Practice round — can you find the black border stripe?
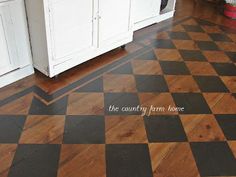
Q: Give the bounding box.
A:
[1,16,235,106]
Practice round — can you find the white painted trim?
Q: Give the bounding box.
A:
[33,64,49,76]
[133,0,176,31]
[0,65,34,88]
[50,35,133,77]
[134,15,159,31]
[133,11,175,31]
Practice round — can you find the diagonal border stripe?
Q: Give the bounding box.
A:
[0,16,235,106]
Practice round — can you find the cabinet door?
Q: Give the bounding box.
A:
[0,3,18,76]
[98,0,132,47]
[133,0,160,23]
[49,0,96,60]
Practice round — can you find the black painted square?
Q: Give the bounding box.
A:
[160,61,190,75]
[106,144,153,177]
[110,62,133,74]
[144,115,187,142]
[135,75,169,92]
[29,96,68,115]
[63,115,105,144]
[190,142,236,176]
[226,52,236,62]
[233,93,236,99]
[209,33,232,42]
[134,50,157,60]
[152,39,176,49]
[172,93,211,114]
[212,63,236,76]
[179,50,206,61]
[104,93,140,115]
[183,25,204,32]
[196,19,215,26]
[0,115,25,143]
[168,32,191,40]
[8,144,60,177]
[194,76,229,92]
[220,25,236,34]
[215,114,236,140]
[76,77,103,92]
[197,41,219,50]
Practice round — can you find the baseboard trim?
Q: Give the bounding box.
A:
[134,11,175,31]
[0,65,34,88]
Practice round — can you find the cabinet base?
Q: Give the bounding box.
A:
[46,34,133,77]
[134,16,160,31]
[0,65,34,88]
[134,11,175,31]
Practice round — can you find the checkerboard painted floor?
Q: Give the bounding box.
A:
[0,18,236,177]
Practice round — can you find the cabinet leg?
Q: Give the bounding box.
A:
[54,75,59,79]
[121,45,126,49]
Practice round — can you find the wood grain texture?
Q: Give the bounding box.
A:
[67,93,104,115]
[103,74,137,92]
[181,19,198,25]
[149,143,200,177]
[0,76,35,100]
[227,34,236,42]
[186,61,218,76]
[173,40,199,50]
[204,93,236,114]
[188,32,212,41]
[165,75,200,93]
[0,144,17,177]
[220,76,236,93]
[138,93,178,115]
[156,32,170,39]
[216,42,236,52]
[19,115,65,144]
[58,144,106,177]
[0,0,235,97]
[201,26,222,33]
[131,60,163,75]
[180,114,226,142]
[170,25,185,32]
[203,51,231,63]
[0,94,33,115]
[154,49,182,61]
[105,116,147,144]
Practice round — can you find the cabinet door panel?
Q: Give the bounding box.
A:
[0,5,18,76]
[98,0,131,46]
[134,0,160,23]
[50,0,95,60]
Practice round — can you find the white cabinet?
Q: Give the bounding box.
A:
[25,0,176,78]
[0,2,18,76]
[98,0,132,47]
[134,0,161,25]
[0,0,33,88]
[133,0,176,31]
[26,0,133,77]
